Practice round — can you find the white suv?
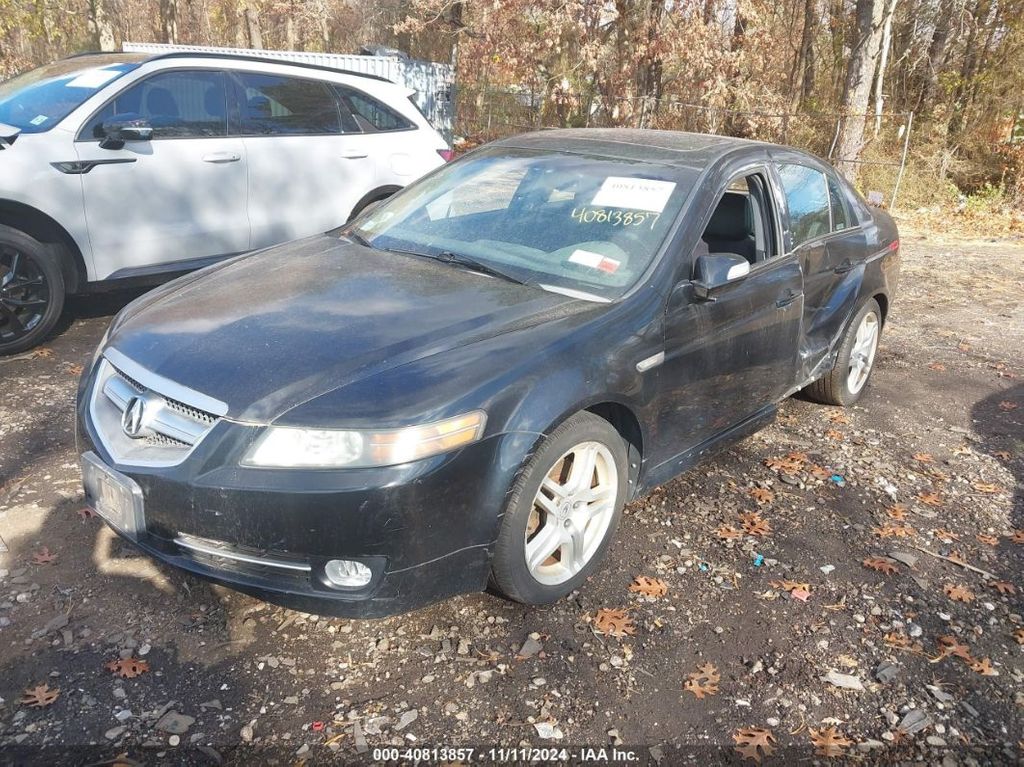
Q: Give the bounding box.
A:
[0,51,449,354]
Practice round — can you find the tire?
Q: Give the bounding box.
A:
[804,298,882,407]
[0,224,66,356]
[491,412,629,605]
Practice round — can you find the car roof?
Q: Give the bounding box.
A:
[493,128,774,170]
[65,50,390,83]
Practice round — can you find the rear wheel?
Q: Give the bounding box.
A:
[804,298,881,406]
[0,225,65,356]
[491,412,628,605]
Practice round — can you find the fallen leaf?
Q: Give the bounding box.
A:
[932,528,960,541]
[918,492,944,507]
[886,503,910,520]
[912,453,933,463]
[828,411,850,424]
[739,512,772,537]
[790,587,811,602]
[808,464,831,480]
[998,401,1019,411]
[628,575,668,598]
[785,451,809,463]
[593,608,636,638]
[809,726,853,758]
[20,684,59,707]
[884,632,922,651]
[863,557,899,575]
[105,658,150,679]
[1009,531,1024,544]
[976,533,999,546]
[65,363,84,376]
[872,525,916,538]
[31,547,58,565]
[991,580,1016,595]
[937,635,973,661]
[993,450,1011,460]
[749,487,774,505]
[1014,629,1024,645]
[683,662,720,699]
[944,584,975,603]
[77,507,96,520]
[34,347,54,358]
[732,727,776,763]
[973,483,1001,494]
[946,551,968,566]
[824,429,844,441]
[927,362,946,371]
[764,457,803,475]
[716,525,744,540]
[969,657,998,676]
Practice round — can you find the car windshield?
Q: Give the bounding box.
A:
[351,148,694,301]
[0,55,144,134]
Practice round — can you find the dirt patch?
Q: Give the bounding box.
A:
[1,230,1022,764]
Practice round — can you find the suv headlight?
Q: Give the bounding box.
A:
[242,411,487,468]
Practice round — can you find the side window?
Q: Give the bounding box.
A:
[335,85,414,132]
[235,73,341,136]
[83,70,228,140]
[776,163,831,247]
[827,174,852,231]
[700,172,777,264]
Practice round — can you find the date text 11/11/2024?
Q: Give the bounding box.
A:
[371,746,642,762]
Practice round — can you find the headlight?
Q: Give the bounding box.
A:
[242,411,487,468]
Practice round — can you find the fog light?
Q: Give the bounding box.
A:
[324,559,372,588]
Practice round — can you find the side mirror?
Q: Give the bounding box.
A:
[99,116,153,150]
[691,253,750,302]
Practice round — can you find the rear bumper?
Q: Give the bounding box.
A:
[78,401,525,617]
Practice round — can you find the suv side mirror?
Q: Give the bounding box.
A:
[692,253,750,302]
[99,117,153,150]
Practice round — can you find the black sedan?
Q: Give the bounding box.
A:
[77,129,899,617]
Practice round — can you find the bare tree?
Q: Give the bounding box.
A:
[872,0,899,134]
[88,0,116,51]
[835,0,886,177]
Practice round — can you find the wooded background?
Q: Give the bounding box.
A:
[1,0,1021,209]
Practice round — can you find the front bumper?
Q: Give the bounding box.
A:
[77,385,527,618]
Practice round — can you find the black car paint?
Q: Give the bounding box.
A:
[78,129,900,616]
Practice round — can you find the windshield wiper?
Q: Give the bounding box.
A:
[388,247,529,286]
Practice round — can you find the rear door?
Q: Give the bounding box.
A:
[233,70,378,249]
[774,162,864,377]
[75,69,249,279]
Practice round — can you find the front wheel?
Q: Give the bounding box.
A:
[0,225,65,356]
[804,298,882,406]
[491,412,628,605]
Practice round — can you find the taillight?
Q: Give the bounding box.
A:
[888,239,899,252]
[437,149,454,162]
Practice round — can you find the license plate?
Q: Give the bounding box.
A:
[81,452,145,539]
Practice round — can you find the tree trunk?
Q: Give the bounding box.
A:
[245,6,263,49]
[872,0,898,135]
[835,0,886,178]
[89,0,117,52]
[161,0,178,44]
[920,0,952,110]
[792,0,817,109]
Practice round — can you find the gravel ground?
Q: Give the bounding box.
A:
[0,227,1022,765]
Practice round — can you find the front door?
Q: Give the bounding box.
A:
[75,69,249,280]
[651,169,803,466]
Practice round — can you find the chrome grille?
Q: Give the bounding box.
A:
[87,348,228,467]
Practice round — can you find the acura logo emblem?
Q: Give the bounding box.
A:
[121,396,146,438]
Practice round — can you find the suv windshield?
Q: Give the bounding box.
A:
[352,148,694,301]
[0,55,144,134]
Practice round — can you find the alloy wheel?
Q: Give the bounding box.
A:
[847,311,879,394]
[0,247,50,345]
[524,440,618,585]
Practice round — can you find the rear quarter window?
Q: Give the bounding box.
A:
[334,85,414,132]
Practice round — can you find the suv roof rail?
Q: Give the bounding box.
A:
[62,49,392,83]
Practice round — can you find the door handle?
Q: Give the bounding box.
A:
[202,152,241,163]
[776,289,802,308]
[833,259,854,274]
[340,151,368,160]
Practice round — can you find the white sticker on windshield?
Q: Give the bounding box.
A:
[592,176,676,212]
[29,115,48,126]
[569,249,621,274]
[66,67,121,90]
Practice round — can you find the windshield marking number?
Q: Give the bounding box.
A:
[571,206,659,229]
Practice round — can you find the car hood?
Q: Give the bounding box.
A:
[106,236,584,423]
